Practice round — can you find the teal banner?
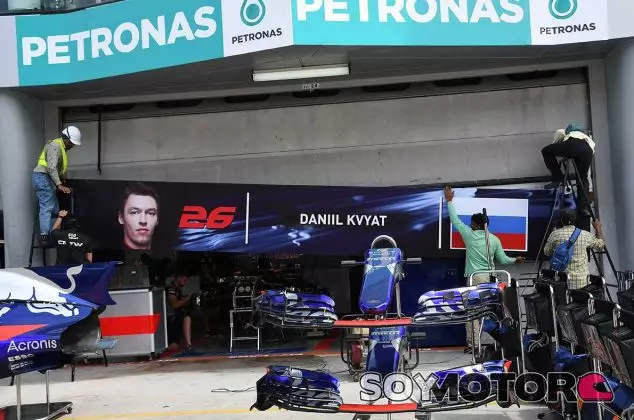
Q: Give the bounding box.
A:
[0,0,619,88]
[292,0,532,46]
[15,0,224,86]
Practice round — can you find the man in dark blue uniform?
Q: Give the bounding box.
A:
[166,271,193,353]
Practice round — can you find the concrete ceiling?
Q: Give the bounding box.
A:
[15,39,622,103]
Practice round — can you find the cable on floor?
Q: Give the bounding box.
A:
[211,386,256,393]
[316,362,349,375]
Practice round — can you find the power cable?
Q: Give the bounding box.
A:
[211,386,256,393]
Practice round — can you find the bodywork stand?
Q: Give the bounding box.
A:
[0,371,73,420]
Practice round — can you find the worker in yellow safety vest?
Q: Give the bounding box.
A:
[32,126,81,245]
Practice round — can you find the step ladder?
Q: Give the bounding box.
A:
[28,208,51,267]
[536,158,618,293]
[229,278,261,352]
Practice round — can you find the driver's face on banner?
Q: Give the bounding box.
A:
[119,194,158,250]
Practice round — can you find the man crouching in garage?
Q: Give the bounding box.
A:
[166,270,194,353]
[51,210,93,265]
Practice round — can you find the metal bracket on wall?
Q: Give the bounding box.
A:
[97,106,103,175]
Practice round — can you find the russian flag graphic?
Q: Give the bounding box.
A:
[450,197,529,252]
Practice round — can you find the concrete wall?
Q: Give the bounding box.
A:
[609,0,634,40]
[606,40,634,273]
[0,90,45,267]
[64,81,589,186]
[585,61,620,286]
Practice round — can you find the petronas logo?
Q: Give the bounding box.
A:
[549,0,577,20]
[241,0,266,26]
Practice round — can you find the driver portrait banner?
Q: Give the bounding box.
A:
[69,179,561,258]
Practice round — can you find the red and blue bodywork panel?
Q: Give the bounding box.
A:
[0,263,118,379]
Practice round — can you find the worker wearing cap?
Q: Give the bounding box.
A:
[32,126,81,244]
[541,123,595,228]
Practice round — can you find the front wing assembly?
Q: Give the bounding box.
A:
[250,360,518,415]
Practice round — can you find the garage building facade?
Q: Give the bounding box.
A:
[0,0,632,288]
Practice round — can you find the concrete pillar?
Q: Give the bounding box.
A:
[0,89,44,267]
[588,61,620,286]
[606,39,634,272]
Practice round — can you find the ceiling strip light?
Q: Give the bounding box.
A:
[252,64,350,82]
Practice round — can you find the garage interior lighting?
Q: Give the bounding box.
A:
[252,64,350,82]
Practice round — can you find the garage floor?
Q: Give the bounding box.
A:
[0,350,547,420]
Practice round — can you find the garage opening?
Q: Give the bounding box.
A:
[60,67,591,358]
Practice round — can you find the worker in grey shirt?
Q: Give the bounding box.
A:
[32,126,82,244]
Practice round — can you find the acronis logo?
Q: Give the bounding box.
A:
[8,339,59,353]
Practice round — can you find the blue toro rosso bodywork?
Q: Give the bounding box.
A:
[251,235,520,416]
[252,366,343,413]
[358,247,403,315]
[366,326,408,377]
[0,262,119,379]
[413,283,506,325]
[256,291,338,328]
[251,359,516,414]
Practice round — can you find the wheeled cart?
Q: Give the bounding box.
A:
[0,371,72,420]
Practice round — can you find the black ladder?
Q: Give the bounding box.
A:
[28,206,50,267]
[536,158,618,288]
[562,158,618,283]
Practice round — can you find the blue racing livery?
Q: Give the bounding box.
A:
[366,326,407,377]
[413,282,505,324]
[0,262,119,380]
[359,248,402,314]
[251,235,521,415]
[255,290,338,328]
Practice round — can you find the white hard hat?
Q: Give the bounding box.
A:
[62,125,81,146]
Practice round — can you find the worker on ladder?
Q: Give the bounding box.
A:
[31,126,81,246]
[541,124,595,224]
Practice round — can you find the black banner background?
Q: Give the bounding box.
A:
[68,179,567,260]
